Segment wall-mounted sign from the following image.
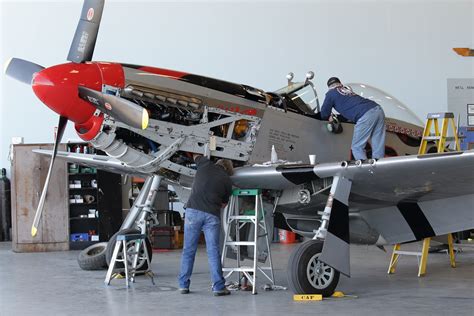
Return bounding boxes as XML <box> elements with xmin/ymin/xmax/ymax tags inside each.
<box><xmin>447</xmin><ymin>79</ymin><xmax>474</xmax><ymax>127</ymax></box>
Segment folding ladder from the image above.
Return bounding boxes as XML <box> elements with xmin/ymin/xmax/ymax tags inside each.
<box><xmin>419</xmin><ymin>112</ymin><xmax>460</xmax><ymax>154</ymax></box>
<box><xmin>221</xmin><ymin>189</ymin><xmax>275</xmax><ymax>294</ymax></box>
<box><xmin>388</xmin><ymin>112</ymin><xmax>460</xmax><ymax>276</ymax></box>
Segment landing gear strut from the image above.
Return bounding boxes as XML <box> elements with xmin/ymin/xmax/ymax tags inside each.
<box><xmin>287</xmin><ymin>175</ymin><xmax>352</xmax><ymax>296</ymax></box>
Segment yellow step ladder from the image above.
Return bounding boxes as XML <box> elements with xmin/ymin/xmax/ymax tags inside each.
<box><xmin>419</xmin><ymin>112</ymin><xmax>460</xmax><ymax>154</ymax></box>
<box><xmin>388</xmin><ymin>234</ymin><xmax>456</xmax><ymax>277</ymax></box>
<box><xmin>388</xmin><ymin>112</ymin><xmax>460</xmax><ymax>277</ymax></box>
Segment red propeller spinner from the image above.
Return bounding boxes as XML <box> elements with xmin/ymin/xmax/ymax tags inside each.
<box><xmin>31</xmin><ymin>62</ymin><xmax>105</xmax><ymax>140</ymax></box>
<box><xmin>32</xmin><ymin>62</ymin><xmax>100</xmax><ymax>123</ymax></box>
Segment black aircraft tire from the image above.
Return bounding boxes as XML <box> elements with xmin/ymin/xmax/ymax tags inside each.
<box><xmin>287</xmin><ymin>239</ymin><xmax>340</xmax><ymax>297</ymax></box>
<box><xmin>77</xmin><ymin>242</ymin><xmax>108</xmax><ymax>271</ymax></box>
<box><xmin>287</xmin><ymin>239</ymin><xmax>308</xmax><ymax>294</ymax></box>
<box><xmin>105</xmin><ymin>228</ymin><xmax>153</xmax><ymax>272</ymax></box>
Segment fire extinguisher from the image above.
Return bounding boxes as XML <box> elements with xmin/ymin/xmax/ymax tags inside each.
<box><xmin>0</xmin><ymin>168</ymin><xmax>12</xmax><ymax>241</ymax></box>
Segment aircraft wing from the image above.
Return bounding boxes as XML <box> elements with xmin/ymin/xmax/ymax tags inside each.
<box><xmin>33</xmin><ymin>149</ymin><xmax>149</xmax><ymax>177</ymax></box>
<box><xmin>232</xmin><ymin>150</ymin><xmax>474</xmax><ymax>244</ymax></box>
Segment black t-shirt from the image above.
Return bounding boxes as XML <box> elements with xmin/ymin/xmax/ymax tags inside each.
<box><xmin>186</xmin><ymin>156</ymin><xmax>233</xmax><ymax>217</ymax></box>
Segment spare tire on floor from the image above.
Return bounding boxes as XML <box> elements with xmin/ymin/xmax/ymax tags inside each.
<box><xmin>77</xmin><ymin>242</ymin><xmax>108</xmax><ymax>270</ymax></box>
<box><xmin>105</xmin><ymin>228</ymin><xmax>153</xmax><ymax>272</ymax></box>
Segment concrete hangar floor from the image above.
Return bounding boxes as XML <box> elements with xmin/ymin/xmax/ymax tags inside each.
<box><xmin>0</xmin><ymin>242</ymin><xmax>473</xmax><ymax>315</ymax></box>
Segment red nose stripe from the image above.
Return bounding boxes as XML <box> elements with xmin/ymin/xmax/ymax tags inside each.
<box><xmin>137</xmin><ymin>66</ymin><xmax>187</xmax><ymax>79</ymax></box>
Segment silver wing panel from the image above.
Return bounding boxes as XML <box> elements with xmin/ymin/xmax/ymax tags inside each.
<box><xmin>341</xmin><ymin>151</ymin><xmax>474</xmax><ymax>206</ymax></box>
<box><xmin>33</xmin><ymin>149</ymin><xmax>148</xmax><ymax>177</ymax></box>
<box><xmin>233</xmin><ymin>150</ymin><xmax>474</xmax><ymax>244</ymax></box>
<box><xmin>233</xmin><ymin>150</ymin><xmax>474</xmax><ymax>206</ymax></box>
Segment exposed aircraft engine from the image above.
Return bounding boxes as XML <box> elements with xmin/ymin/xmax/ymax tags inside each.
<box><xmin>87</xmin><ymin>86</ymin><xmax>262</xmax><ymax>184</ymax></box>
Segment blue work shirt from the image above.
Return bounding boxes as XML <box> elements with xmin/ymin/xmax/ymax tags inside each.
<box><xmin>320</xmin><ymin>85</ymin><xmax>379</xmax><ymax>123</ymax></box>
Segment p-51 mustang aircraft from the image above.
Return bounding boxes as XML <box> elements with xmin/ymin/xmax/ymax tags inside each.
<box><xmin>5</xmin><ymin>0</ymin><xmax>474</xmax><ymax>296</ymax></box>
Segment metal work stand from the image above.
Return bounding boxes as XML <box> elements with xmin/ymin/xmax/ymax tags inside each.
<box><xmin>104</xmin><ymin>233</ymin><xmax>155</xmax><ymax>287</ymax></box>
<box><xmin>221</xmin><ymin>189</ymin><xmax>275</xmax><ymax>295</ymax></box>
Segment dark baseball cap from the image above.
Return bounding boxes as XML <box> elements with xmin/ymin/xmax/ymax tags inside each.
<box><xmin>327</xmin><ymin>77</ymin><xmax>341</xmax><ymax>87</ymax></box>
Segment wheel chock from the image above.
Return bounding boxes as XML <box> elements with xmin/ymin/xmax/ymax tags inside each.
<box><xmin>327</xmin><ymin>292</ymin><xmax>358</xmax><ymax>300</ymax></box>
<box><xmin>332</xmin><ymin>291</ymin><xmax>345</xmax><ymax>298</ymax></box>
<box><xmin>113</xmin><ymin>273</ymin><xmax>125</xmax><ymax>279</ymax></box>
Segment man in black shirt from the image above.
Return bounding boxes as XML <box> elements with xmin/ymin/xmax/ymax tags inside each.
<box><xmin>178</xmin><ymin>155</ymin><xmax>233</xmax><ymax>296</ymax></box>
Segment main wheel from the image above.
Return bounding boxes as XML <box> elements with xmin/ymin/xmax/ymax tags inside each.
<box><xmin>287</xmin><ymin>239</ymin><xmax>340</xmax><ymax>297</ymax></box>
<box><xmin>105</xmin><ymin>228</ymin><xmax>153</xmax><ymax>272</ymax></box>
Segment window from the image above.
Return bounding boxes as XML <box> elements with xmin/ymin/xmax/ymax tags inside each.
<box><xmin>274</xmin><ymin>83</ymin><xmax>320</xmax><ymax>115</ymax></box>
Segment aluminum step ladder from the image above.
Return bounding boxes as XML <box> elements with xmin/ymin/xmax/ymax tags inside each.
<box><xmin>388</xmin><ymin>112</ymin><xmax>460</xmax><ymax>277</ymax></box>
<box><xmin>221</xmin><ymin>189</ymin><xmax>275</xmax><ymax>294</ymax></box>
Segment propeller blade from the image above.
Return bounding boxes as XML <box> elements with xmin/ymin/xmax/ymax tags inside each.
<box><xmin>4</xmin><ymin>58</ymin><xmax>45</xmax><ymax>85</ymax></box>
<box><xmin>78</xmin><ymin>86</ymin><xmax>149</xmax><ymax>130</ymax></box>
<box><xmin>67</xmin><ymin>0</ymin><xmax>105</xmax><ymax>63</ymax></box>
<box><xmin>31</xmin><ymin>116</ymin><xmax>68</xmax><ymax>237</ymax></box>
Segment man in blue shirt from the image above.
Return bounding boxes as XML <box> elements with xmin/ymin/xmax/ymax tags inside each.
<box><xmin>320</xmin><ymin>77</ymin><xmax>386</xmax><ymax>160</ymax></box>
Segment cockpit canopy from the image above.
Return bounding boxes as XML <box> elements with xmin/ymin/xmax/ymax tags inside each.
<box><xmin>347</xmin><ymin>83</ymin><xmax>423</xmax><ymax>127</ymax></box>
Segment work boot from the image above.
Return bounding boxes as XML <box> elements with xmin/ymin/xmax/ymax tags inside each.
<box><xmin>213</xmin><ymin>288</ymin><xmax>231</xmax><ymax>296</ymax></box>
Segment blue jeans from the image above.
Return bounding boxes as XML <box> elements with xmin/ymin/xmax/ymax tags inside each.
<box><xmin>352</xmin><ymin>106</ymin><xmax>386</xmax><ymax>160</ymax></box>
<box><xmin>178</xmin><ymin>208</ymin><xmax>226</xmax><ymax>291</ymax></box>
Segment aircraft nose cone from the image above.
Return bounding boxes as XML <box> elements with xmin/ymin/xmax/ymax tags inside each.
<box><xmin>32</xmin><ymin>62</ymin><xmax>102</xmax><ymax>124</ymax></box>
<box><xmin>32</xmin><ymin>68</ymin><xmax>66</xmax><ymax>115</ymax></box>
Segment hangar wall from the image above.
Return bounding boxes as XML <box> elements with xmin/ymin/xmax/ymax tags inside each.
<box><xmin>1</xmin><ymin>0</ymin><xmax>473</xmax><ymax>175</ymax></box>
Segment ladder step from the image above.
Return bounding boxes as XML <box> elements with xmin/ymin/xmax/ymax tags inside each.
<box><xmin>393</xmin><ymin>250</ymin><xmax>422</xmax><ymax>256</ymax></box>
<box><xmin>232</xmin><ymin>189</ymin><xmax>261</xmax><ymax>196</ymax></box>
<box><xmin>426</xmin><ymin>112</ymin><xmax>454</xmax><ymax>119</ymax></box>
<box><xmin>225</xmin><ymin>241</ymin><xmax>256</xmax><ymax>246</ymax></box>
<box><xmin>229</xmin><ymin>215</ymin><xmax>257</xmax><ymax>220</ymax></box>
<box><xmin>422</xmin><ymin>136</ymin><xmax>456</xmax><ymax>141</ymax></box>
<box><xmin>222</xmin><ymin>267</ymin><xmax>256</xmax><ymax>272</ymax></box>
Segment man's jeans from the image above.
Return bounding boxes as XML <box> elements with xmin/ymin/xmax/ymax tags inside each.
<box><xmin>178</xmin><ymin>208</ymin><xmax>226</xmax><ymax>291</ymax></box>
<box><xmin>352</xmin><ymin>106</ymin><xmax>386</xmax><ymax>160</ymax></box>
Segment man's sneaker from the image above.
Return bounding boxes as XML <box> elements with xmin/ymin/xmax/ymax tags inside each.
<box><xmin>179</xmin><ymin>288</ymin><xmax>190</xmax><ymax>294</ymax></box>
<box><xmin>213</xmin><ymin>288</ymin><xmax>231</xmax><ymax>296</ymax></box>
